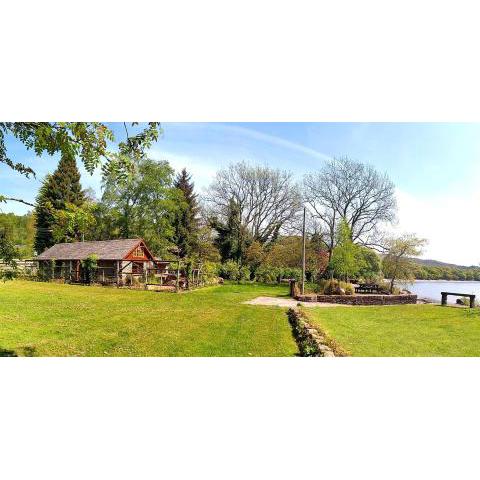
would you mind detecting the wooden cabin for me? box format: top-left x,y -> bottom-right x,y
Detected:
36,238 -> 170,284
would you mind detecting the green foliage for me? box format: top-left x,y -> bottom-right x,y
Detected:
329,220 -> 364,280
357,246 -> 381,281
0,212 -> 35,258
322,279 -> 354,295
200,261 -> 221,284
0,232 -> 18,281
99,157 -> 184,256
52,201 -> 97,243
382,234 -> 427,292
0,122 -> 161,180
81,254 -> 98,284
173,168 -> 200,258
34,153 -> 85,253
212,198 -> 251,263
254,265 -> 280,283
220,260 -> 241,280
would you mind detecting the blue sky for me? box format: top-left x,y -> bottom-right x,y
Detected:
1,123 -> 479,265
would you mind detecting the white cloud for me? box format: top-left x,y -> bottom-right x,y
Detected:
396,188 -> 480,266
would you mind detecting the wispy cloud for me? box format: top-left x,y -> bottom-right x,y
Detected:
209,123 -> 333,162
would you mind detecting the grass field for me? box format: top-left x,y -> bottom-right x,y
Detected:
306,304 -> 480,356
0,280 -> 298,357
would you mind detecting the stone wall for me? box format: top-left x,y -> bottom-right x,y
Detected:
287,308 -> 336,357
296,293 -> 417,305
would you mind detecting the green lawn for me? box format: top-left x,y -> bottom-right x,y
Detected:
306,304 -> 480,356
0,280 -> 298,357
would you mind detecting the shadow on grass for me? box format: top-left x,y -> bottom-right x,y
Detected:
0,347 -> 18,357
0,345 -> 37,357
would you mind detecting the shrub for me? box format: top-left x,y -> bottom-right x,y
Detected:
324,279 -> 342,295
255,265 -> 280,283
202,262 -> 221,284
343,282 -> 354,295
220,260 -> 240,280
239,265 -> 251,282
81,254 -> 98,284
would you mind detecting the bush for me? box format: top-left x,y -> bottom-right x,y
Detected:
239,265 -> 251,281
220,260 -> 240,280
202,262 -> 221,284
324,279 -> 342,295
254,265 -> 281,283
322,279 -> 354,295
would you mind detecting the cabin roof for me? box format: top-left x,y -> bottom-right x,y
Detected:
36,239 -> 145,261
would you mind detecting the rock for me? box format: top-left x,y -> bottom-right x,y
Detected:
323,351 -> 335,357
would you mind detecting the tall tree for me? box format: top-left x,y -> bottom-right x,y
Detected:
206,161 -> 301,245
329,220 -> 364,281
99,158 -> 184,256
303,156 -> 397,256
211,198 -> 251,263
173,168 -> 200,258
34,153 -> 85,253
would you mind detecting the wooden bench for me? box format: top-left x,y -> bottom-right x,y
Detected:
355,283 -> 380,294
441,292 -> 476,308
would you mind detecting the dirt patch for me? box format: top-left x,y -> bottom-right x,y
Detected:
243,296 -> 351,308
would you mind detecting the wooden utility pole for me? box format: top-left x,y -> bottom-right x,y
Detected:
301,206 -> 306,295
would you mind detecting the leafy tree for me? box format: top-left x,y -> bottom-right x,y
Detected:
52,202 -> 97,243
0,231 -> 18,280
357,246 -> 382,281
212,198 -> 251,263
173,168 -> 200,258
194,225 -> 221,263
34,153 -> 85,253
329,220 -> 364,281
0,212 -> 35,257
99,158 -> 184,256
382,234 -> 427,292
0,122 -> 161,187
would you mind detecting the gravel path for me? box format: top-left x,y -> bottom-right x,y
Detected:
243,296 -> 351,308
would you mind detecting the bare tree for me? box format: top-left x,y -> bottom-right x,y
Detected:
205,162 -> 301,244
303,156 -> 397,256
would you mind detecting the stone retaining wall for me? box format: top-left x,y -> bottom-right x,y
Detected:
295,293 -> 417,305
287,308 -> 336,357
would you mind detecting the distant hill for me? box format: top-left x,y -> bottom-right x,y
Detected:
410,258 -> 477,269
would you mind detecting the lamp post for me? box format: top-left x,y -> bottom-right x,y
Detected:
301,206 -> 306,295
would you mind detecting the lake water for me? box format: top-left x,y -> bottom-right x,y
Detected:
400,280 -> 480,304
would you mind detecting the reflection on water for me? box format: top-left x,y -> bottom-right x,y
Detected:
400,280 -> 480,304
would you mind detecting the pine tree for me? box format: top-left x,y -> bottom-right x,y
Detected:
173,168 -> 200,258
34,153 -> 85,253
212,198 -> 250,263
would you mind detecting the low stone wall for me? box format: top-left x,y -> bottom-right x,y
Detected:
287,308 -> 337,357
296,293 -> 417,305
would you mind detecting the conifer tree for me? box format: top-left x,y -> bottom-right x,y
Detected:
34,153 -> 85,253
212,198 -> 250,263
173,168 -> 200,258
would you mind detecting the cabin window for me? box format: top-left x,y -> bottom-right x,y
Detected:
132,262 -> 144,274
133,246 -> 145,258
